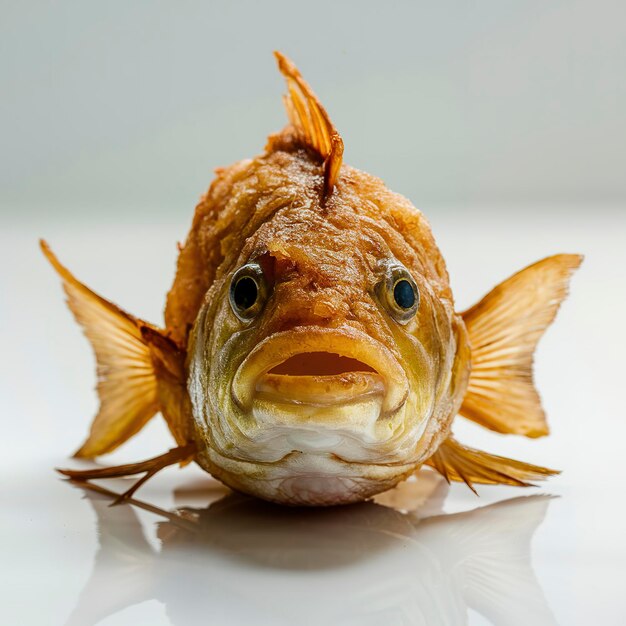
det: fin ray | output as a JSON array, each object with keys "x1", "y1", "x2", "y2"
[
  {"x1": 461, "y1": 254, "x2": 582, "y2": 437},
  {"x1": 41, "y1": 240, "x2": 160, "y2": 458},
  {"x1": 426, "y1": 436, "x2": 559, "y2": 492},
  {"x1": 274, "y1": 51, "x2": 344, "y2": 196}
]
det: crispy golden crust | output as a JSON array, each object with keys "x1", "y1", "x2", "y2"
[
  {"x1": 43, "y1": 52, "x2": 574, "y2": 502},
  {"x1": 165, "y1": 145, "x2": 453, "y2": 348}
]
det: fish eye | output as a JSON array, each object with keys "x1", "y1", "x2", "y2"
[
  {"x1": 394, "y1": 279, "x2": 416, "y2": 309},
  {"x1": 229, "y1": 263, "x2": 268, "y2": 321},
  {"x1": 377, "y1": 263, "x2": 420, "y2": 324}
]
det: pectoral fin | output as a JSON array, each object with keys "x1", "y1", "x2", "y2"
[
  {"x1": 41, "y1": 240, "x2": 187, "y2": 457},
  {"x1": 461, "y1": 254, "x2": 582, "y2": 437},
  {"x1": 426, "y1": 436, "x2": 558, "y2": 494}
]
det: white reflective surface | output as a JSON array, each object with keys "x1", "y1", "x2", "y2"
[{"x1": 2, "y1": 207, "x2": 624, "y2": 625}]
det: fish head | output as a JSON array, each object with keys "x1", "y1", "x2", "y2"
[{"x1": 187, "y1": 158, "x2": 470, "y2": 506}]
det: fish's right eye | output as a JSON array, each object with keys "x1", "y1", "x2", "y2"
[{"x1": 229, "y1": 263, "x2": 268, "y2": 322}]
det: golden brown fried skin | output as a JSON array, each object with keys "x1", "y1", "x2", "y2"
[
  {"x1": 44, "y1": 53, "x2": 577, "y2": 506},
  {"x1": 165, "y1": 138, "x2": 470, "y2": 503},
  {"x1": 166, "y1": 144, "x2": 453, "y2": 349}
]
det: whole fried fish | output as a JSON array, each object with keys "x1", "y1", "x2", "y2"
[{"x1": 43, "y1": 53, "x2": 582, "y2": 506}]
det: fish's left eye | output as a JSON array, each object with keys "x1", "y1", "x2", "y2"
[
  {"x1": 394, "y1": 279, "x2": 416, "y2": 309},
  {"x1": 376, "y1": 263, "x2": 420, "y2": 324},
  {"x1": 229, "y1": 263, "x2": 268, "y2": 322}
]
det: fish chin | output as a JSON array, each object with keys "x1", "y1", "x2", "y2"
[
  {"x1": 198, "y1": 447, "x2": 417, "y2": 506},
  {"x1": 211, "y1": 452, "x2": 415, "y2": 506}
]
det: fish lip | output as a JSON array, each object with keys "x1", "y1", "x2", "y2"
[
  {"x1": 255, "y1": 371, "x2": 385, "y2": 406},
  {"x1": 231, "y1": 326, "x2": 409, "y2": 415}
]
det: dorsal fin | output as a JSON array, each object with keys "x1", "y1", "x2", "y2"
[{"x1": 274, "y1": 51, "x2": 344, "y2": 197}]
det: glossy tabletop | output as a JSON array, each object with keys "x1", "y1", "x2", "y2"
[{"x1": 2, "y1": 207, "x2": 624, "y2": 625}]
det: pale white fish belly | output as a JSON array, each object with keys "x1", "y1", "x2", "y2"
[{"x1": 201, "y1": 446, "x2": 416, "y2": 506}]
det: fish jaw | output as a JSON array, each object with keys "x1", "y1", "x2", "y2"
[
  {"x1": 226, "y1": 326, "x2": 425, "y2": 465},
  {"x1": 188, "y1": 322, "x2": 435, "y2": 505},
  {"x1": 232, "y1": 326, "x2": 409, "y2": 414}
]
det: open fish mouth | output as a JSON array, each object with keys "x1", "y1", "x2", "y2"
[
  {"x1": 231, "y1": 327, "x2": 409, "y2": 436},
  {"x1": 258, "y1": 364, "x2": 384, "y2": 406}
]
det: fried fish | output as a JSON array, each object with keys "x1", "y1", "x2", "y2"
[{"x1": 43, "y1": 52, "x2": 582, "y2": 506}]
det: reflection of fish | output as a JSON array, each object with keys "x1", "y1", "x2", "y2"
[
  {"x1": 43, "y1": 52, "x2": 581, "y2": 506},
  {"x1": 66, "y1": 483, "x2": 557, "y2": 626}
]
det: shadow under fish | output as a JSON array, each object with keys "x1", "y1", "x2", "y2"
[{"x1": 65, "y1": 481, "x2": 557, "y2": 626}]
